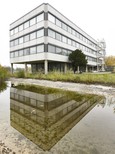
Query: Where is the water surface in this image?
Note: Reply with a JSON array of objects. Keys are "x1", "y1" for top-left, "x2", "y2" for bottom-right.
[{"x1": 0, "y1": 82, "x2": 115, "y2": 154}]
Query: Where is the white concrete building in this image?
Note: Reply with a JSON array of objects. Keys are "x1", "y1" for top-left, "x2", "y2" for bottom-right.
[{"x1": 10, "y1": 3, "x2": 106, "y2": 74}]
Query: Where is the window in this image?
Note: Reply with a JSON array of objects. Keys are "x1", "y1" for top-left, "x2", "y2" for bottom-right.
[
  {"x1": 48, "y1": 45, "x2": 55, "y2": 53},
  {"x1": 62, "y1": 49, "x2": 67, "y2": 55},
  {"x1": 56, "y1": 33, "x2": 61, "y2": 41},
  {"x1": 30, "y1": 18, "x2": 36, "y2": 26},
  {"x1": 10, "y1": 30, "x2": 14, "y2": 36},
  {"x1": 72, "y1": 41, "x2": 76, "y2": 47},
  {"x1": 56, "y1": 19, "x2": 61, "y2": 27},
  {"x1": 56, "y1": 47, "x2": 62, "y2": 54},
  {"x1": 37, "y1": 45, "x2": 44, "y2": 53},
  {"x1": 15, "y1": 51, "x2": 18, "y2": 57},
  {"x1": 48, "y1": 13, "x2": 55, "y2": 24},
  {"x1": 24, "y1": 21, "x2": 29, "y2": 29},
  {"x1": 10, "y1": 41, "x2": 14, "y2": 47},
  {"x1": 19, "y1": 50, "x2": 23, "y2": 56},
  {"x1": 48, "y1": 29, "x2": 55, "y2": 38},
  {"x1": 30, "y1": 47, "x2": 36, "y2": 54},
  {"x1": 72, "y1": 29, "x2": 76, "y2": 35},
  {"x1": 24, "y1": 48, "x2": 30, "y2": 55},
  {"x1": 76, "y1": 42, "x2": 79, "y2": 48},
  {"x1": 62, "y1": 36, "x2": 67, "y2": 43},
  {"x1": 30, "y1": 32, "x2": 36, "y2": 40},
  {"x1": 68, "y1": 39, "x2": 71, "y2": 45},
  {"x1": 37, "y1": 29, "x2": 44, "y2": 38},
  {"x1": 19, "y1": 37, "x2": 23, "y2": 44},
  {"x1": 62, "y1": 23, "x2": 67, "y2": 31},
  {"x1": 24, "y1": 35, "x2": 29, "y2": 42},
  {"x1": 14, "y1": 39, "x2": 18, "y2": 46},
  {"x1": 37, "y1": 13, "x2": 44, "y2": 23},
  {"x1": 68, "y1": 26, "x2": 71, "y2": 33},
  {"x1": 19, "y1": 24, "x2": 23, "y2": 31},
  {"x1": 10, "y1": 52, "x2": 14, "y2": 58},
  {"x1": 14, "y1": 27, "x2": 18, "y2": 34}
]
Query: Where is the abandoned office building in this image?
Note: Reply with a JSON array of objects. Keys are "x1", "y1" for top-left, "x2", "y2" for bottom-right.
[{"x1": 10, "y1": 3, "x2": 106, "y2": 74}]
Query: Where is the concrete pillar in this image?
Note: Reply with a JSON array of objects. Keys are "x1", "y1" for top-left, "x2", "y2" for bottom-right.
[
  {"x1": 64, "y1": 63, "x2": 67, "y2": 73},
  {"x1": 77, "y1": 66, "x2": 79, "y2": 73},
  {"x1": 44, "y1": 60, "x2": 48, "y2": 74},
  {"x1": 86, "y1": 65, "x2": 88, "y2": 72},
  {"x1": 11, "y1": 63, "x2": 13, "y2": 74}
]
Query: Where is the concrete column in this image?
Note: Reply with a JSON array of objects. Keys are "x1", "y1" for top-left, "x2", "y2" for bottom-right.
[
  {"x1": 11, "y1": 63, "x2": 13, "y2": 74},
  {"x1": 64, "y1": 63, "x2": 67, "y2": 73},
  {"x1": 77, "y1": 66, "x2": 79, "y2": 73},
  {"x1": 86, "y1": 65, "x2": 88, "y2": 72},
  {"x1": 44, "y1": 60, "x2": 48, "y2": 74}
]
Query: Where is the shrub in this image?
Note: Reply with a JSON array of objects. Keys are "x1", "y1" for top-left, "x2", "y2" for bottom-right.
[{"x1": 16, "y1": 70, "x2": 25, "y2": 78}]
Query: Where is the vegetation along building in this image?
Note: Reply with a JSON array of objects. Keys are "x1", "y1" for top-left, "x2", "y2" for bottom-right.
[{"x1": 10, "y1": 3, "x2": 106, "y2": 74}]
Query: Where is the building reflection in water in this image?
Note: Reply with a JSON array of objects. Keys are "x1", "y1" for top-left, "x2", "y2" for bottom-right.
[{"x1": 10, "y1": 86, "x2": 103, "y2": 151}]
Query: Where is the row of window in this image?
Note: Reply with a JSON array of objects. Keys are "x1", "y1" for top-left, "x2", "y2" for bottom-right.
[
  {"x1": 10, "y1": 13, "x2": 44, "y2": 36},
  {"x1": 10, "y1": 43, "x2": 99, "y2": 63},
  {"x1": 48, "y1": 44, "x2": 72, "y2": 56},
  {"x1": 48, "y1": 13, "x2": 96, "y2": 48},
  {"x1": 48, "y1": 29, "x2": 97, "y2": 55},
  {"x1": 10, "y1": 29, "x2": 44, "y2": 47},
  {"x1": 10, "y1": 44, "x2": 44, "y2": 58}
]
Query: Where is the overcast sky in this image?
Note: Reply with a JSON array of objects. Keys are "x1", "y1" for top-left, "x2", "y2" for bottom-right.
[{"x1": 0, "y1": 0, "x2": 115, "y2": 66}]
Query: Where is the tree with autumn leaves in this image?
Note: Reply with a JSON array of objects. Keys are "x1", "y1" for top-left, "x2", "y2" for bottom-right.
[{"x1": 104, "y1": 56, "x2": 115, "y2": 66}]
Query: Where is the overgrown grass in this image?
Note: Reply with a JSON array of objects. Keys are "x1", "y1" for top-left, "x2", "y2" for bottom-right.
[{"x1": 12, "y1": 71, "x2": 115, "y2": 86}]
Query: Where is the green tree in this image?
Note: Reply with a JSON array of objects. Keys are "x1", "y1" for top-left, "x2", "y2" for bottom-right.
[{"x1": 69, "y1": 49, "x2": 87, "y2": 73}]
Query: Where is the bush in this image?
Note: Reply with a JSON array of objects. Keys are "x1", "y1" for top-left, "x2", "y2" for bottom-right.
[{"x1": 16, "y1": 70, "x2": 25, "y2": 78}]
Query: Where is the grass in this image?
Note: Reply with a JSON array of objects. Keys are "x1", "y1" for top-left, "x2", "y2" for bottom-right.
[{"x1": 12, "y1": 71, "x2": 115, "y2": 86}]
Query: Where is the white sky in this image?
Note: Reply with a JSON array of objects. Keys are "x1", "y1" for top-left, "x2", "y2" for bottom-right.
[{"x1": 0, "y1": 0, "x2": 115, "y2": 66}]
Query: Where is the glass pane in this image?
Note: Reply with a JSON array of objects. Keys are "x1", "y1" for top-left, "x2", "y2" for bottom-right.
[
  {"x1": 19, "y1": 24, "x2": 23, "y2": 31},
  {"x1": 30, "y1": 32, "x2": 36, "y2": 40},
  {"x1": 14, "y1": 27, "x2": 18, "y2": 34},
  {"x1": 48, "y1": 29, "x2": 55, "y2": 38},
  {"x1": 19, "y1": 37, "x2": 23, "y2": 44},
  {"x1": 56, "y1": 33, "x2": 61, "y2": 41},
  {"x1": 56, "y1": 47, "x2": 62, "y2": 54},
  {"x1": 68, "y1": 26, "x2": 71, "y2": 33},
  {"x1": 37, "y1": 45, "x2": 44, "y2": 53},
  {"x1": 19, "y1": 50, "x2": 24, "y2": 56},
  {"x1": 10, "y1": 41, "x2": 14, "y2": 47},
  {"x1": 24, "y1": 48, "x2": 30, "y2": 55},
  {"x1": 24, "y1": 35, "x2": 29, "y2": 42},
  {"x1": 56, "y1": 19, "x2": 61, "y2": 27},
  {"x1": 15, "y1": 51, "x2": 18, "y2": 57},
  {"x1": 62, "y1": 36, "x2": 67, "y2": 43},
  {"x1": 24, "y1": 21, "x2": 29, "y2": 29},
  {"x1": 37, "y1": 13, "x2": 44, "y2": 23},
  {"x1": 10, "y1": 30, "x2": 14, "y2": 36},
  {"x1": 37, "y1": 29, "x2": 44, "y2": 38},
  {"x1": 62, "y1": 23, "x2": 67, "y2": 31},
  {"x1": 48, "y1": 13, "x2": 55, "y2": 23},
  {"x1": 68, "y1": 39, "x2": 71, "y2": 45},
  {"x1": 48, "y1": 45, "x2": 55, "y2": 53},
  {"x1": 14, "y1": 39, "x2": 18, "y2": 46},
  {"x1": 30, "y1": 47, "x2": 36, "y2": 54},
  {"x1": 62, "y1": 49, "x2": 67, "y2": 55},
  {"x1": 30, "y1": 18, "x2": 36, "y2": 26}
]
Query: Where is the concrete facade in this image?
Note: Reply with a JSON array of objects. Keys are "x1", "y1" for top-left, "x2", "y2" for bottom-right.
[{"x1": 10, "y1": 3, "x2": 106, "y2": 74}]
